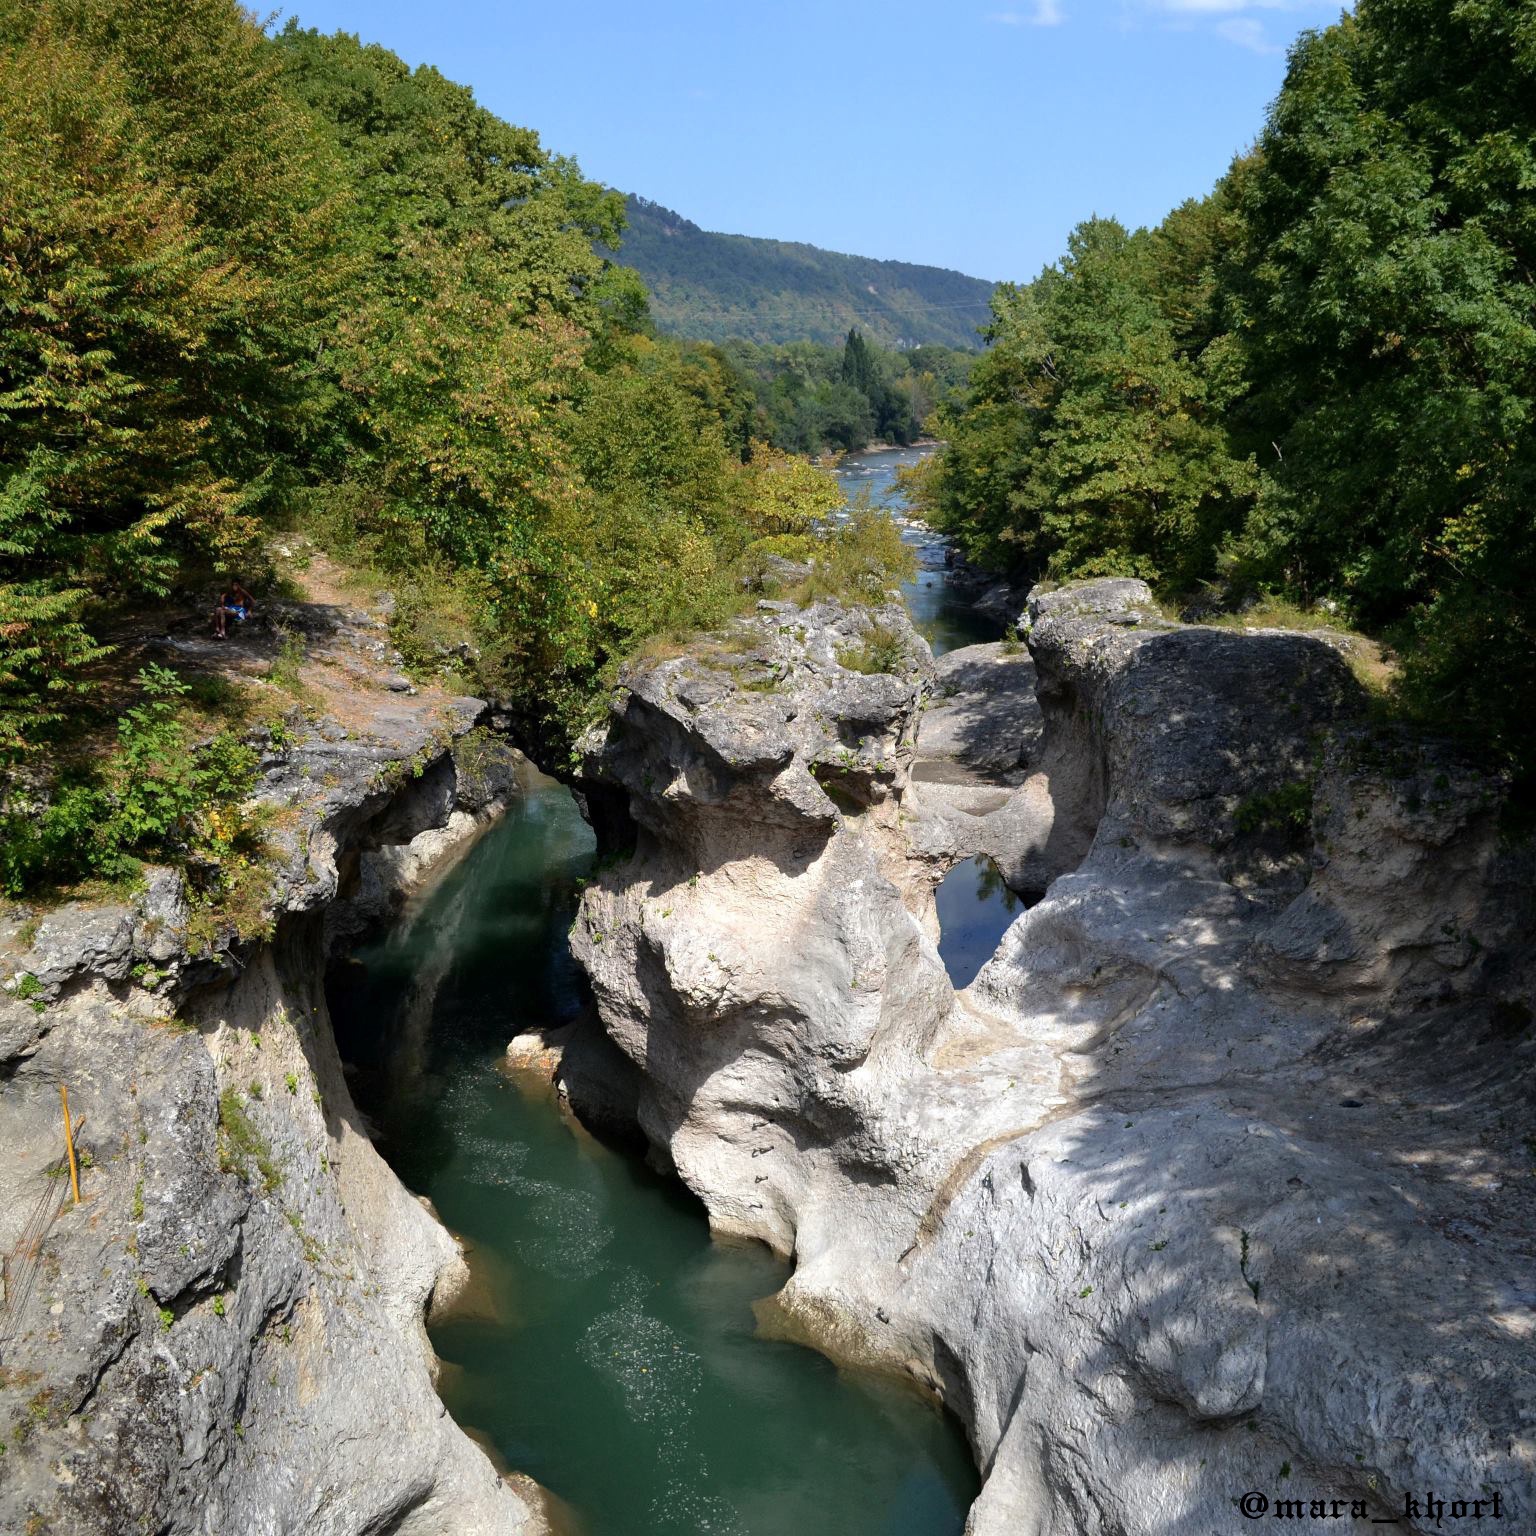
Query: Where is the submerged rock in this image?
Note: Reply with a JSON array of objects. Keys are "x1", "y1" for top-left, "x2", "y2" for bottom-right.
[{"x1": 568, "y1": 578, "x2": 1536, "y2": 1536}]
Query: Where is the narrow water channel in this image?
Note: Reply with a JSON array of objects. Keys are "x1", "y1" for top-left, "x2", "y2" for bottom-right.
[
  {"x1": 329, "y1": 447, "x2": 1006, "y2": 1534},
  {"x1": 329, "y1": 768, "x2": 978, "y2": 1536},
  {"x1": 837, "y1": 449, "x2": 1023, "y2": 989}
]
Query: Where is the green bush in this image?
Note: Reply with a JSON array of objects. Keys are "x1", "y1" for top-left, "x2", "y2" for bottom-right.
[
  {"x1": 837, "y1": 623, "x2": 910, "y2": 676},
  {"x1": 792, "y1": 501, "x2": 917, "y2": 606},
  {"x1": 0, "y1": 665, "x2": 259, "y2": 897}
]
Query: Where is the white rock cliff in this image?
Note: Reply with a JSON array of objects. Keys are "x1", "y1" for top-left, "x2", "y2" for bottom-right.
[
  {"x1": 0, "y1": 672, "x2": 541, "y2": 1535},
  {"x1": 568, "y1": 579, "x2": 1536, "y2": 1535}
]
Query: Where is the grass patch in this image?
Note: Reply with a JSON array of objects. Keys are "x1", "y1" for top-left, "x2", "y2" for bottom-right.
[
  {"x1": 785, "y1": 503, "x2": 917, "y2": 606},
  {"x1": 217, "y1": 1088, "x2": 283, "y2": 1192},
  {"x1": 266, "y1": 629, "x2": 310, "y2": 696},
  {"x1": 1198, "y1": 595, "x2": 1342, "y2": 633},
  {"x1": 837, "y1": 623, "x2": 910, "y2": 676},
  {"x1": 1195, "y1": 596, "x2": 1399, "y2": 694},
  {"x1": 626, "y1": 510, "x2": 917, "y2": 682}
]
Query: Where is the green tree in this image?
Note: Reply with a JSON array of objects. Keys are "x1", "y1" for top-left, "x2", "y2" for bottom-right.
[
  {"x1": 922, "y1": 218, "x2": 1254, "y2": 586},
  {"x1": 0, "y1": 5, "x2": 331, "y2": 755},
  {"x1": 1229, "y1": 0, "x2": 1536, "y2": 770}
]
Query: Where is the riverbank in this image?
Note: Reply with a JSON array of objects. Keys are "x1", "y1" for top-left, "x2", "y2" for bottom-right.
[
  {"x1": 0, "y1": 579, "x2": 543, "y2": 1536},
  {"x1": 566, "y1": 574, "x2": 1536, "y2": 1536},
  {"x1": 826, "y1": 435, "x2": 942, "y2": 464}
]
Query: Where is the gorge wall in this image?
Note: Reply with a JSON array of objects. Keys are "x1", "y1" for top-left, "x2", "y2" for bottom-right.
[
  {"x1": 0, "y1": 636, "x2": 542, "y2": 1535},
  {"x1": 567, "y1": 579, "x2": 1536, "y2": 1534},
  {"x1": 7, "y1": 573, "x2": 1530, "y2": 1536}
]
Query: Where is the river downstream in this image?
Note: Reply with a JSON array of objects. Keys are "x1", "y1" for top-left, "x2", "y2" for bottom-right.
[
  {"x1": 833, "y1": 445, "x2": 1002, "y2": 657},
  {"x1": 330, "y1": 449, "x2": 998, "y2": 1535}
]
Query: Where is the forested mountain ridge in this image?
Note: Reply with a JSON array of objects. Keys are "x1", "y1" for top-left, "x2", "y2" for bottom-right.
[{"x1": 619, "y1": 195, "x2": 996, "y2": 350}]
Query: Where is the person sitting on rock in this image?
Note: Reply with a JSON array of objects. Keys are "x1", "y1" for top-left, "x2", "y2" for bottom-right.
[{"x1": 211, "y1": 579, "x2": 254, "y2": 640}]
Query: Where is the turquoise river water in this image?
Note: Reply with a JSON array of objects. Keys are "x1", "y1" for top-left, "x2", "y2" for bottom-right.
[{"x1": 330, "y1": 448, "x2": 1021, "y2": 1536}]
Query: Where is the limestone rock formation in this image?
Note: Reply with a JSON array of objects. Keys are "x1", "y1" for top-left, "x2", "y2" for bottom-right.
[
  {"x1": 0, "y1": 679, "x2": 539, "y2": 1534},
  {"x1": 570, "y1": 579, "x2": 1536, "y2": 1536},
  {"x1": 904, "y1": 640, "x2": 1055, "y2": 899}
]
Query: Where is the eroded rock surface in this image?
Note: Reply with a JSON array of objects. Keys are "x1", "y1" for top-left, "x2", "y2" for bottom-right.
[
  {"x1": 904, "y1": 641, "x2": 1057, "y2": 900},
  {"x1": 0, "y1": 678, "x2": 538, "y2": 1534},
  {"x1": 570, "y1": 579, "x2": 1536, "y2": 1536}
]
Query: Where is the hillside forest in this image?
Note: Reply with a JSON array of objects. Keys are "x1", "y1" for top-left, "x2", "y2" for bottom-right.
[
  {"x1": 618, "y1": 194, "x2": 997, "y2": 350},
  {"x1": 911, "y1": 0, "x2": 1535, "y2": 788},
  {"x1": 0, "y1": 3, "x2": 913, "y2": 898},
  {"x1": 1, "y1": 0, "x2": 1533, "y2": 914}
]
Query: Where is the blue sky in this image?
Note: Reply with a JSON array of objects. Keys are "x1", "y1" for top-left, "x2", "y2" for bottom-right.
[{"x1": 279, "y1": 0, "x2": 1346, "y2": 282}]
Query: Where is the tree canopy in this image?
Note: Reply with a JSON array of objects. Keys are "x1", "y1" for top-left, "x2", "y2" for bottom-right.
[
  {"x1": 717, "y1": 331, "x2": 973, "y2": 456},
  {"x1": 918, "y1": 0, "x2": 1536, "y2": 783},
  {"x1": 0, "y1": 3, "x2": 913, "y2": 893}
]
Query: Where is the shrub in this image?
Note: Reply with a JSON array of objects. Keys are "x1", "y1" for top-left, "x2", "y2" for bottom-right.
[
  {"x1": 1234, "y1": 780, "x2": 1314, "y2": 843},
  {"x1": 803, "y1": 501, "x2": 916, "y2": 601},
  {"x1": 837, "y1": 624, "x2": 910, "y2": 676},
  {"x1": 0, "y1": 665, "x2": 260, "y2": 897}
]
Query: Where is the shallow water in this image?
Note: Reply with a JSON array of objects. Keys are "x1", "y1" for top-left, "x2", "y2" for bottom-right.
[
  {"x1": 329, "y1": 772, "x2": 979, "y2": 1536},
  {"x1": 832, "y1": 446, "x2": 1004, "y2": 657},
  {"x1": 934, "y1": 855, "x2": 1024, "y2": 990}
]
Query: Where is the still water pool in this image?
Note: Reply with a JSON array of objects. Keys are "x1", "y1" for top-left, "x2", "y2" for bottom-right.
[
  {"x1": 934, "y1": 855, "x2": 1024, "y2": 990},
  {"x1": 329, "y1": 771, "x2": 979, "y2": 1536}
]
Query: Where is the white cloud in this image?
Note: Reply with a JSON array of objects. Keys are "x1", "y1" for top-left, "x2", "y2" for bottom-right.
[
  {"x1": 987, "y1": 1, "x2": 1064, "y2": 26},
  {"x1": 1154, "y1": 0, "x2": 1325, "y2": 11},
  {"x1": 1215, "y1": 15, "x2": 1283, "y2": 50},
  {"x1": 1135, "y1": 0, "x2": 1336, "y2": 51}
]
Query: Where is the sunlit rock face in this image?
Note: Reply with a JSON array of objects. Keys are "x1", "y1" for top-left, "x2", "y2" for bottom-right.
[
  {"x1": 570, "y1": 579, "x2": 1536, "y2": 1536},
  {"x1": 0, "y1": 690, "x2": 540, "y2": 1536}
]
